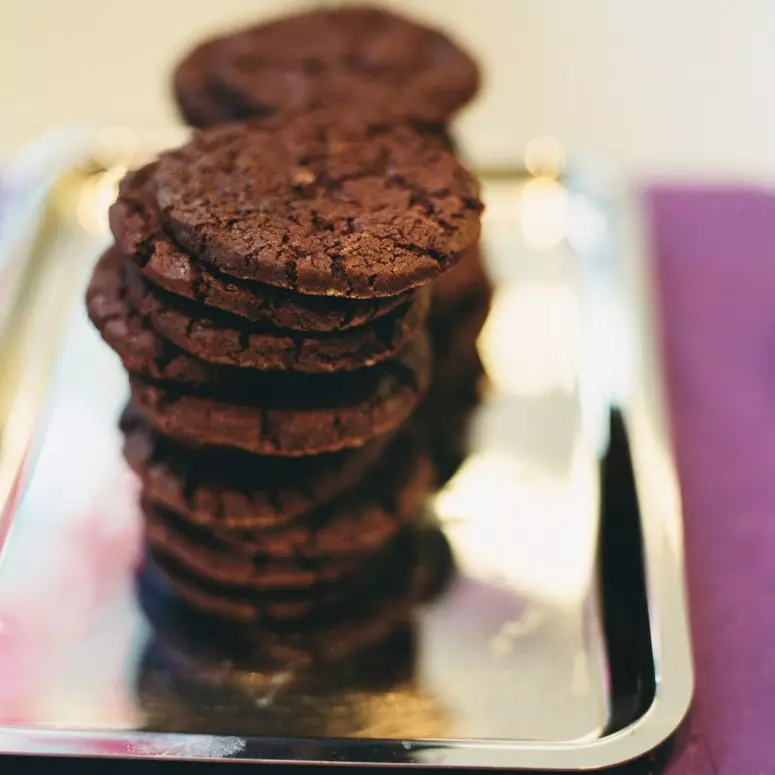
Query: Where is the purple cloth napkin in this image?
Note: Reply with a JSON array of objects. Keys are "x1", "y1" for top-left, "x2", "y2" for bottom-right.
[{"x1": 650, "y1": 187, "x2": 775, "y2": 774}]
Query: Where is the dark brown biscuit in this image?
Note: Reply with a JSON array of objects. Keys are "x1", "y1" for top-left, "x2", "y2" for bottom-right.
[
  {"x1": 87, "y1": 245, "x2": 234, "y2": 388},
  {"x1": 125, "y1": 261, "x2": 429, "y2": 373},
  {"x1": 142, "y1": 520, "x2": 423, "y2": 627},
  {"x1": 143, "y1": 547, "x2": 364, "y2": 623},
  {"x1": 138, "y1": 556, "x2": 413, "y2": 671},
  {"x1": 121, "y1": 408, "x2": 388, "y2": 529},
  {"x1": 88, "y1": 246, "x2": 344, "y2": 388},
  {"x1": 152, "y1": 116, "x2": 483, "y2": 297},
  {"x1": 137, "y1": 523, "x2": 448, "y2": 666},
  {"x1": 142, "y1": 247, "x2": 412, "y2": 332},
  {"x1": 110, "y1": 165, "x2": 414, "y2": 331},
  {"x1": 128, "y1": 333, "x2": 430, "y2": 456},
  {"x1": 143, "y1": 526, "x2": 452, "y2": 674},
  {"x1": 144, "y1": 523, "x2": 364, "y2": 594},
  {"x1": 87, "y1": 247, "x2": 431, "y2": 435},
  {"x1": 141, "y1": 430, "x2": 430, "y2": 573},
  {"x1": 172, "y1": 7, "x2": 479, "y2": 130}
]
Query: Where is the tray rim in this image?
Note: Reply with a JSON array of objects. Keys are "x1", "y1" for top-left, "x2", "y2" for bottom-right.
[{"x1": 0, "y1": 129, "x2": 694, "y2": 770}]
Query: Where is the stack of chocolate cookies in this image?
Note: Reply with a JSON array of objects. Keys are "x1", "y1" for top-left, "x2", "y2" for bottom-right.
[
  {"x1": 172, "y1": 5, "x2": 491, "y2": 482},
  {"x1": 87, "y1": 113, "x2": 482, "y2": 649}
]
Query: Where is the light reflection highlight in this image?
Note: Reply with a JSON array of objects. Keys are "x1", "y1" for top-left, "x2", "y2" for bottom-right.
[
  {"x1": 478, "y1": 284, "x2": 580, "y2": 397},
  {"x1": 519, "y1": 178, "x2": 569, "y2": 250},
  {"x1": 76, "y1": 166, "x2": 125, "y2": 235},
  {"x1": 433, "y1": 442, "x2": 599, "y2": 605},
  {"x1": 524, "y1": 135, "x2": 566, "y2": 180}
]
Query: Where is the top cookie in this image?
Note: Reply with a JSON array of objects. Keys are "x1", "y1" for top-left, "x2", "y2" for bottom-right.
[
  {"x1": 152, "y1": 115, "x2": 483, "y2": 298},
  {"x1": 173, "y1": 6, "x2": 480, "y2": 129},
  {"x1": 110, "y1": 163, "x2": 413, "y2": 331}
]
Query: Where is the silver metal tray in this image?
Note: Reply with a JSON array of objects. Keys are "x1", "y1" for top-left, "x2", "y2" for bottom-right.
[{"x1": 0, "y1": 130, "x2": 693, "y2": 770}]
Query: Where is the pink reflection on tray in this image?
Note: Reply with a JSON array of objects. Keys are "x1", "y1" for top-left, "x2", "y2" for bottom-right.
[{"x1": 0, "y1": 470, "x2": 143, "y2": 727}]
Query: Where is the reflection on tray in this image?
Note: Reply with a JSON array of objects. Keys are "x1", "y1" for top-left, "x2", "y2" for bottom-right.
[
  {"x1": 0, "y1": 161, "x2": 658, "y2": 757},
  {"x1": 137, "y1": 523, "x2": 455, "y2": 740}
]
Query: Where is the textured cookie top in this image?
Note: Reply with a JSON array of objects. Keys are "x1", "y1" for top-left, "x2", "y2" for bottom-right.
[
  {"x1": 121, "y1": 405, "x2": 390, "y2": 529},
  {"x1": 124, "y1": 255, "x2": 429, "y2": 374},
  {"x1": 142, "y1": 429, "x2": 429, "y2": 566},
  {"x1": 127, "y1": 331, "x2": 430, "y2": 457},
  {"x1": 153, "y1": 116, "x2": 483, "y2": 297},
  {"x1": 173, "y1": 6, "x2": 480, "y2": 129},
  {"x1": 110, "y1": 164, "x2": 413, "y2": 330}
]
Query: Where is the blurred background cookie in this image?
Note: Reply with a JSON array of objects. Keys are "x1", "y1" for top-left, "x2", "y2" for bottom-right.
[{"x1": 172, "y1": 6, "x2": 479, "y2": 131}]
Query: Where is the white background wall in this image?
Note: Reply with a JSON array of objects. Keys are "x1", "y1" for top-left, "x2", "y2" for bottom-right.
[{"x1": 2, "y1": 0, "x2": 774, "y2": 179}]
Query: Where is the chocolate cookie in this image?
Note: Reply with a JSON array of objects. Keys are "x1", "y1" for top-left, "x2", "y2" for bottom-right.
[
  {"x1": 172, "y1": 7, "x2": 479, "y2": 130},
  {"x1": 88, "y1": 246, "x2": 330, "y2": 388},
  {"x1": 142, "y1": 524, "x2": 452, "y2": 675},
  {"x1": 125, "y1": 260, "x2": 429, "y2": 373},
  {"x1": 87, "y1": 246, "x2": 232, "y2": 387},
  {"x1": 152, "y1": 116, "x2": 483, "y2": 297},
  {"x1": 121, "y1": 408, "x2": 389, "y2": 528},
  {"x1": 110, "y1": 165, "x2": 414, "y2": 331},
  {"x1": 142, "y1": 519, "x2": 424, "y2": 626},
  {"x1": 88, "y1": 246, "x2": 430, "y2": 419},
  {"x1": 141, "y1": 430, "x2": 429, "y2": 578},
  {"x1": 143, "y1": 547, "x2": 366, "y2": 624},
  {"x1": 128, "y1": 333, "x2": 430, "y2": 456},
  {"x1": 137, "y1": 523, "x2": 443, "y2": 663}
]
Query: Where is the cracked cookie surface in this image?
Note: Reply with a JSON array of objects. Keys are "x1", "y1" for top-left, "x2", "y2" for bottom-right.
[
  {"x1": 125, "y1": 257, "x2": 429, "y2": 373},
  {"x1": 89, "y1": 247, "x2": 428, "y2": 376},
  {"x1": 121, "y1": 405, "x2": 390, "y2": 529},
  {"x1": 127, "y1": 333, "x2": 429, "y2": 457},
  {"x1": 110, "y1": 164, "x2": 413, "y2": 331},
  {"x1": 88, "y1": 247, "x2": 429, "y2": 455},
  {"x1": 152, "y1": 115, "x2": 483, "y2": 297}
]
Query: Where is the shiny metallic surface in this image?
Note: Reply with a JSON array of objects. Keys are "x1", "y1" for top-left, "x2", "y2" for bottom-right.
[{"x1": 0, "y1": 130, "x2": 692, "y2": 769}]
